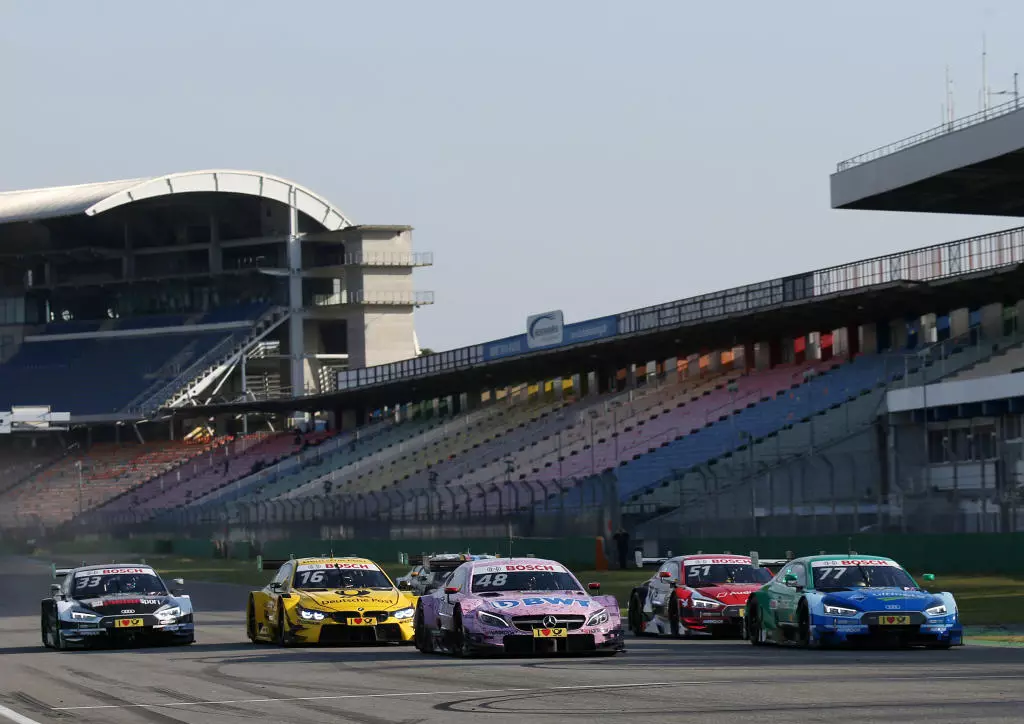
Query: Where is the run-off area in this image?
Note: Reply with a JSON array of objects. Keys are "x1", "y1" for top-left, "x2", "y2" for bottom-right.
[{"x1": 0, "y1": 560, "x2": 1021, "y2": 724}]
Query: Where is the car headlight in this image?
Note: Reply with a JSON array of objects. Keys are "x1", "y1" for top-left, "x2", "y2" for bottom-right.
[
  {"x1": 823, "y1": 604, "x2": 858, "y2": 617},
  {"x1": 297, "y1": 607, "x2": 327, "y2": 621},
  {"x1": 392, "y1": 607, "x2": 415, "y2": 620},
  {"x1": 691, "y1": 598, "x2": 723, "y2": 610},
  {"x1": 477, "y1": 611, "x2": 509, "y2": 628},
  {"x1": 71, "y1": 610, "x2": 99, "y2": 621},
  {"x1": 925, "y1": 604, "x2": 948, "y2": 617},
  {"x1": 155, "y1": 606, "x2": 182, "y2": 620},
  {"x1": 586, "y1": 609, "x2": 609, "y2": 626}
]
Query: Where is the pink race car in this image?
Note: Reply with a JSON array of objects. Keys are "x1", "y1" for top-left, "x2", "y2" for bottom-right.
[{"x1": 413, "y1": 558, "x2": 624, "y2": 656}]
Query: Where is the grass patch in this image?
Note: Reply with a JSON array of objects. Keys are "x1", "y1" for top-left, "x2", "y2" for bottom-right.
[{"x1": 66, "y1": 556, "x2": 1024, "y2": 626}]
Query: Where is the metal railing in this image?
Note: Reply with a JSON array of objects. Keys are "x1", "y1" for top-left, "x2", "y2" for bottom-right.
[
  {"x1": 837, "y1": 95, "x2": 1023, "y2": 171},
  {"x1": 310, "y1": 290, "x2": 435, "y2": 307}
]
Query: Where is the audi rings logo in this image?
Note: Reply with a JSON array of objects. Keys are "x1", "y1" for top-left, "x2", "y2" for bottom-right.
[
  {"x1": 121, "y1": 609, "x2": 135, "y2": 614},
  {"x1": 542, "y1": 615, "x2": 558, "y2": 628}
]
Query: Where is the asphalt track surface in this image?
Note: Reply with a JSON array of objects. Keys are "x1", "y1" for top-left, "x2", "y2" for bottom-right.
[{"x1": 1, "y1": 556, "x2": 1023, "y2": 724}]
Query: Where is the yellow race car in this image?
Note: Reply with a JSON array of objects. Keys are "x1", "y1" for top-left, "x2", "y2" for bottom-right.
[{"x1": 246, "y1": 555, "x2": 418, "y2": 645}]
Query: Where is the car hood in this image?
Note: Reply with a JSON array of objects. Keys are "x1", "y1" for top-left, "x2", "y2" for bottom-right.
[
  {"x1": 477, "y1": 591, "x2": 599, "y2": 614},
  {"x1": 820, "y1": 587, "x2": 943, "y2": 612},
  {"x1": 295, "y1": 588, "x2": 409, "y2": 611},
  {"x1": 691, "y1": 584, "x2": 762, "y2": 605},
  {"x1": 79, "y1": 594, "x2": 175, "y2": 615}
]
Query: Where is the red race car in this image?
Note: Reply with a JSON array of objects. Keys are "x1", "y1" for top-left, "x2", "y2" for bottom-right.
[{"x1": 627, "y1": 553, "x2": 782, "y2": 638}]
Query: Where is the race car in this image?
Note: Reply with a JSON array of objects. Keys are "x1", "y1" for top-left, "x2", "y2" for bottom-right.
[
  {"x1": 41, "y1": 563, "x2": 194, "y2": 650},
  {"x1": 397, "y1": 553, "x2": 497, "y2": 596},
  {"x1": 414, "y1": 557, "x2": 624, "y2": 656},
  {"x1": 745, "y1": 554, "x2": 963, "y2": 649},
  {"x1": 246, "y1": 555, "x2": 418, "y2": 645},
  {"x1": 627, "y1": 553, "x2": 774, "y2": 638}
]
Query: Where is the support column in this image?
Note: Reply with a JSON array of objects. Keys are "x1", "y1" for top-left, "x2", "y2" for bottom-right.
[
  {"x1": 755, "y1": 342, "x2": 772, "y2": 371},
  {"x1": 769, "y1": 339, "x2": 782, "y2": 368},
  {"x1": 980, "y1": 302, "x2": 1003, "y2": 340},
  {"x1": 209, "y1": 212, "x2": 222, "y2": 274},
  {"x1": 818, "y1": 331, "x2": 833, "y2": 361},
  {"x1": 287, "y1": 188, "x2": 305, "y2": 404},
  {"x1": 859, "y1": 322, "x2": 876, "y2": 354}
]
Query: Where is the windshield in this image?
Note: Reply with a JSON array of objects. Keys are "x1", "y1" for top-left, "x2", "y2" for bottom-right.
[
  {"x1": 471, "y1": 571, "x2": 582, "y2": 592},
  {"x1": 812, "y1": 562, "x2": 917, "y2": 590},
  {"x1": 72, "y1": 572, "x2": 167, "y2": 597},
  {"x1": 292, "y1": 568, "x2": 393, "y2": 590},
  {"x1": 684, "y1": 562, "x2": 772, "y2": 586}
]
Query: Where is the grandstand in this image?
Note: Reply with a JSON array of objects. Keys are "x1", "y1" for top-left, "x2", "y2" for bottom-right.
[{"x1": 6, "y1": 103, "x2": 1024, "y2": 547}]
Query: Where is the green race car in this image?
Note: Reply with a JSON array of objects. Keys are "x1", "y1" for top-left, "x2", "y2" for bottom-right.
[{"x1": 745, "y1": 554, "x2": 962, "y2": 649}]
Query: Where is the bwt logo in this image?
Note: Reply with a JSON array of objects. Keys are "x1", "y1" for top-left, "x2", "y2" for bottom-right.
[{"x1": 526, "y1": 310, "x2": 564, "y2": 349}]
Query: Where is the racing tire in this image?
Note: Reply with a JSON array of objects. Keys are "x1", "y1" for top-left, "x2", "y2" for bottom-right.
[
  {"x1": 246, "y1": 598, "x2": 260, "y2": 643},
  {"x1": 796, "y1": 603, "x2": 813, "y2": 649},
  {"x1": 41, "y1": 613, "x2": 52, "y2": 649},
  {"x1": 668, "y1": 594, "x2": 682, "y2": 638},
  {"x1": 926, "y1": 641, "x2": 953, "y2": 650},
  {"x1": 627, "y1": 593, "x2": 646, "y2": 637},
  {"x1": 452, "y1": 609, "x2": 474, "y2": 658},
  {"x1": 51, "y1": 617, "x2": 68, "y2": 651},
  {"x1": 414, "y1": 607, "x2": 434, "y2": 654},
  {"x1": 276, "y1": 611, "x2": 293, "y2": 648},
  {"x1": 747, "y1": 604, "x2": 767, "y2": 646}
]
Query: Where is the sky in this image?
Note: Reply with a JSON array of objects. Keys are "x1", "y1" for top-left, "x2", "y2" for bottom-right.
[{"x1": 1, "y1": 1, "x2": 1021, "y2": 352}]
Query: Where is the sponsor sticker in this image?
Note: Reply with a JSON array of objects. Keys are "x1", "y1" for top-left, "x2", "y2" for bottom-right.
[
  {"x1": 532, "y1": 627, "x2": 568, "y2": 638},
  {"x1": 76, "y1": 568, "x2": 153, "y2": 577},
  {"x1": 296, "y1": 561, "x2": 379, "y2": 572},
  {"x1": 114, "y1": 618, "x2": 144, "y2": 628},
  {"x1": 476, "y1": 563, "x2": 565, "y2": 574},
  {"x1": 810, "y1": 559, "x2": 901, "y2": 568},
  {"x1": 684, "y1": 557, "x2": 752, "y2": 567}
]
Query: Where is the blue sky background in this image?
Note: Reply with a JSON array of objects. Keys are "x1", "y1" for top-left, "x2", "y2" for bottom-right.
[{"x1": 1, "y1": 1, "x2": 1020, "y2": 350}]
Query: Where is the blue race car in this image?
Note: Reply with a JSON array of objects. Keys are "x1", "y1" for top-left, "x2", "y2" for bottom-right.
[{"x1": 745, "y1": 554, "x2": 963, "y2": 649}]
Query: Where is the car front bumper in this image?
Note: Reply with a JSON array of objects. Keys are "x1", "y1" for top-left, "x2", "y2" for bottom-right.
[
  {"x1": 60, "y1": 619, "x2": 194, "y2": 647},
  {"x1": 285, "y1": 617, "x2": 415, "y2": 645},
  {"x1": 810, "y1": 613, "x2": 963, "y2": 646},
  {"x1": 465, "y1": 627, "x2": 625, "y2": 654}
]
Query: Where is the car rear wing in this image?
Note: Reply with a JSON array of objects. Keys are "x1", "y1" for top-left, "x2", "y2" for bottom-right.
[
  {"x1": 749, "y1": 551, "x2": 792, "y2": 569},
  {"x1": 53, "y1": 566, "x2": 72, "y2": 579},
  {"x1": 634, "y1": 551, "x2": 670, "y2": 568},
  {"x1": 257, "y1": 557, "x2": 291, "y2": 572}
]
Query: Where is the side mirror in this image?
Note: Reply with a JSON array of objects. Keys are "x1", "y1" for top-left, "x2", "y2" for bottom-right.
[
  {"x1": 444, "y1": 586, "x2": 459, "y2": 595},
  {"x1": 783, "y1": 573, "x2": 800, "y2": 587},
  {"x1": 922, "y1": 573, "x2": 936, "y2": 582},
  {"x1": 587, "y1": 582, "x2": 601, "y2": 592},
  {"x1": 658, "y1": 571, "x2": 672, "y2": 578},
  {"x1": 398, "y1": 580, "x2": 411, "y2": 591},
  {"x1": 410, "y1": 571, "x2": 420, "y2": 577},
  {"x1": 50, "y1": 583, "x2": 61, "y2": 596},
  {"x1": 172, "y1": 578, "x2": 184, "y2": 586}
]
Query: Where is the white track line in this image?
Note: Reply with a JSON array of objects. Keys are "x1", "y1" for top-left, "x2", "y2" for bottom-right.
[
  {"x1": 48, "y1": 674, "x2": 1024, "y2": 712},
  {"x1": 0, "y1": 703, "x2": 43, "y2": 724}
]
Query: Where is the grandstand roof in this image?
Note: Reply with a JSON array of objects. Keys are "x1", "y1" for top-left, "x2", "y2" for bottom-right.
[{"x1": 0, "y1": 169, "x2": 353, "y2": 230}]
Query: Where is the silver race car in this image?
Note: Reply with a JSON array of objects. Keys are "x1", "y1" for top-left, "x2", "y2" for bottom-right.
[{"x1": 41, "y1": 563, "x2": 195, "y2": 650}]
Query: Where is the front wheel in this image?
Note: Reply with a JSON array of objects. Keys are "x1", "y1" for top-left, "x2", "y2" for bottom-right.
[
  {"x1": 41, "y1": 613, "x2": 52, "y2": 649},
  {"x1": 797, "y1": 604, "x2": 813, "y2": 648},
  {"x1": 246, "y1": 598, "x2": 259, "y2": 643},
  {"x1": 453, "y1": 610, "x2": 473, "y2": 657},
  {"x1": 747, "y1": 604, "x2": 766, "y2": 646},
  {"x1": 627, "y1": 593, "x2": 645, "y2": 636},
  {"x1": 668, "y1": 595, "x2": 682, "y2": 637},
  {"x1": 414, "y1": 607, "x2": 434, "y2": 654},
  {"x1": 276, "y1": 611, "x2": 293, "y2": 647}
]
